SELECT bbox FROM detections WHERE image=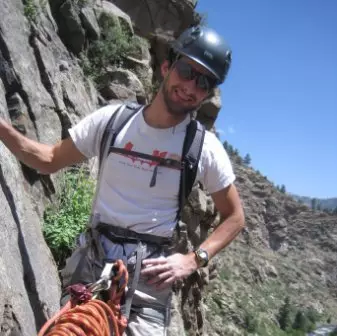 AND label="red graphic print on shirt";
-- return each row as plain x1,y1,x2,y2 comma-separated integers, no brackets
119,141,168,168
